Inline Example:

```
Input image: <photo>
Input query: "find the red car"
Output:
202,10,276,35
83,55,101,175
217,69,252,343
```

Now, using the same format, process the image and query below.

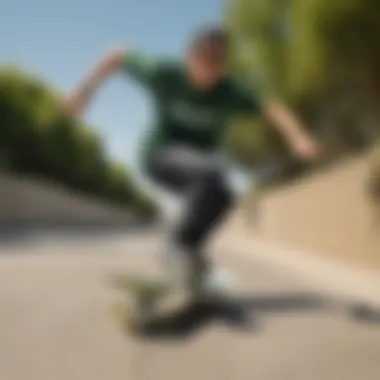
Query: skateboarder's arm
64,48,129,117
231,83,320,161
262,101,320,160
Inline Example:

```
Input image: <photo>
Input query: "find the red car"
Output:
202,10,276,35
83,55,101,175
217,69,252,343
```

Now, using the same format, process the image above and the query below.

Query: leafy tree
0,66,159,218
225,0,378,186
224,0,308,178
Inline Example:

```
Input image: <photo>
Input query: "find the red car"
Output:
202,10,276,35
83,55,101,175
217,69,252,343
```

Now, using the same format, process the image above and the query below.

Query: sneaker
197,268,234,299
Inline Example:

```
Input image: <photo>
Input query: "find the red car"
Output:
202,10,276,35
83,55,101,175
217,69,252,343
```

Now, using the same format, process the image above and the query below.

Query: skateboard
107,271,234,334
108,272,173,333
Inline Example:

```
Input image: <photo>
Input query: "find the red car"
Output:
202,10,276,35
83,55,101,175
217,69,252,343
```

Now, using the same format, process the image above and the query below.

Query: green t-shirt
122,52,262,164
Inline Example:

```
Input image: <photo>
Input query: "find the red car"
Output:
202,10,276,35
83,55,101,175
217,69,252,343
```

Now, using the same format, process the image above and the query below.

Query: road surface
1,230,380,380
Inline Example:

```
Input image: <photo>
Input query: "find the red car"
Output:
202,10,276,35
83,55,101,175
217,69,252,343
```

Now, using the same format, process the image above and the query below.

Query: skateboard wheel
108,300,155,335
109,301,137,331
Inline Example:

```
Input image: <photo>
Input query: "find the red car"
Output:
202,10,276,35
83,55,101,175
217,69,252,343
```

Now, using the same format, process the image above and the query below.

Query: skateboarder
64,26,320,297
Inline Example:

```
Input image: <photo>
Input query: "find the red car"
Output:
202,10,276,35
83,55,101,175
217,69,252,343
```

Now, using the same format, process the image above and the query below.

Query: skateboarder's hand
289,133,321,161
62,94,86,118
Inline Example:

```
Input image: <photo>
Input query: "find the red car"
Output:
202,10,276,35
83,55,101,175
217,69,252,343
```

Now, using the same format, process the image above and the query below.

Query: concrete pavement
1,232,380,380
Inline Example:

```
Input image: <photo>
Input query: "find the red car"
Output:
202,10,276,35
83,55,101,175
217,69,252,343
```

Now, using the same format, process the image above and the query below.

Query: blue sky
1,0,251,209
1,0,223,165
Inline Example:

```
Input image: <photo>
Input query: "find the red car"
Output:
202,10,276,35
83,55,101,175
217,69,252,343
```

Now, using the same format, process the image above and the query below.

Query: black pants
144,145,235,276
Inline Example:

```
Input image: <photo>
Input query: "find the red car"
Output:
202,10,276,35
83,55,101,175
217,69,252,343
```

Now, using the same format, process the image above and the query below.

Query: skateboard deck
108,272,186,333
107,271,233,334
108,272,171,300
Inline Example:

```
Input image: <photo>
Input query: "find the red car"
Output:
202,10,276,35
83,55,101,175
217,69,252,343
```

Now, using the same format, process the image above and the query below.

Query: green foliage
0,66,158,218
224,0,301,170
225,0,377,184
224,116,266,166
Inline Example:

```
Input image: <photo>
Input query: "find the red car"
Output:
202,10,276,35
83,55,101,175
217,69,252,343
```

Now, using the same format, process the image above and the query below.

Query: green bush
0,66,159,218
225,0,377,183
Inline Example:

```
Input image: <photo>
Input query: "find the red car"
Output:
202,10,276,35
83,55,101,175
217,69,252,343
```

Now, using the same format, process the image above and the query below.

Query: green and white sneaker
192,268,234,302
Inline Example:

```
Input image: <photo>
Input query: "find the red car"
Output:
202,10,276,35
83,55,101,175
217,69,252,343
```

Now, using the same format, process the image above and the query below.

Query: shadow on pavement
125,292,380,341
134,300,242,341
347,302,380,324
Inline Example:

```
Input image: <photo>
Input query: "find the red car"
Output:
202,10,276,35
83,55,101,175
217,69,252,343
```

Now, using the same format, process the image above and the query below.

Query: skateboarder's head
186,25,230,89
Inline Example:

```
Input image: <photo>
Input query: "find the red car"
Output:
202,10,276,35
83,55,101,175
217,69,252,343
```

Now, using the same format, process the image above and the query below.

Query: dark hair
190,26,230,50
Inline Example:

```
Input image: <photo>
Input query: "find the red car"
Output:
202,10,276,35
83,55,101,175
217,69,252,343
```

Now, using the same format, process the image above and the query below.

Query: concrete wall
229,155,380,270
0,173,133,230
